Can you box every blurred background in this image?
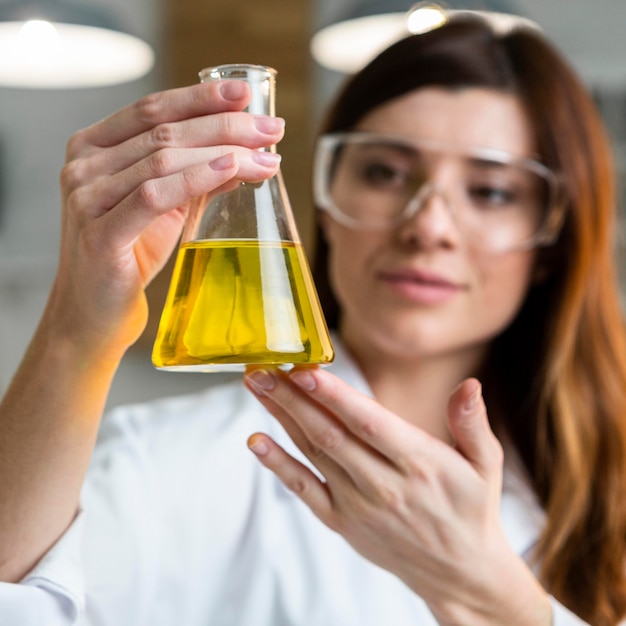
[0,0,624,407]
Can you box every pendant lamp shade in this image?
[0,0,155,88]
[311,1,530,74]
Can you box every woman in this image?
[0,11,624,626]
[305,14,626,625]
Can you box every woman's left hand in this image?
[244,366,551,626]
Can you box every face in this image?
[321,87,539,365]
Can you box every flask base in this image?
[154,360,332,373]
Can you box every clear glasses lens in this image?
[314,133,560,252]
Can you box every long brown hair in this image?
[312,15,626,625]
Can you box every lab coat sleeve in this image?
[0,382,264,626]
[0,511,85,625]
[0,392,165,626]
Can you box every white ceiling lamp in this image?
[311,1,531,75]
[0,0,155,89]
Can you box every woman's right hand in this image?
[50,79,284,363]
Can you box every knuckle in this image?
[402,454,436,484]
[301,439,326,462]
[134,92,165,125]
[65,184,92,218]
[358,415,381,440]
[181,165,201,194]
[312,425,344,453]
[60,159,85,191]
[373,480,404,514]
[136,179,162,209]
[285,476,309,497]
[149,123,178,149]
[149,149,176,178]
[215,112,235,139]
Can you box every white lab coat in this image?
[0,338,594,625]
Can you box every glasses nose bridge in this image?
[403,154,460,224]
[397,181,464,252]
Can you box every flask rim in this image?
[199,63,277,82]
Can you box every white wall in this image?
[0,0,164,396]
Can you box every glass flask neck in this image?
[199,64,276,117]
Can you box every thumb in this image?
[447,378,503,478]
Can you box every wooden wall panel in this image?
[162,0,314,235]
[140,0,315,348]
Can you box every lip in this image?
[377,267,464,304]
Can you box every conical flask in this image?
[152,64,334,372]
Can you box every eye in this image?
[468,183,517,208]
[364,162,400,182]
[358,160,413,191]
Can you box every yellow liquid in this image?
[152,239,334,371]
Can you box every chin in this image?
[353,320,442,357]
[347,314,492,364]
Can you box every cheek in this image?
[475,251,536,327]
[322,223,379,307]
[327,237,365,304]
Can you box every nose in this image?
[395,184,461,249]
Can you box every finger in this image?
[245,368,402,486]
[286,367,435,464]
[100,113,285,179]
[446,378,503,479]
[244,371,345,475]
[69,81,252,155]
[247,433,335,526]
[126,112,286,154]
[80,148,282,218]
[62,112,285,195]
[93,153,241,250]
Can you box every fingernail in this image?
[464,381,482,412]
[248,434,269,456]
[220,80,248,101]
[246,368,276,392]
[289,370,316,391]
[209,153,236,171]
[254,115,285,134]
[251,151,282,167]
